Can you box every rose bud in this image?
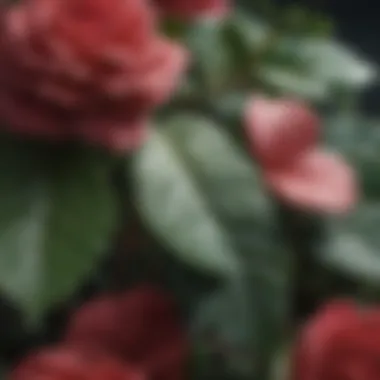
[244,96,357,214]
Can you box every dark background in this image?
[277,0,380,115]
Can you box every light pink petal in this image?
[265,149,358,214]
[244,96,320,168]
[99,39,189,104]
[138,39,190,105]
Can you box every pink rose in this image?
[244,96,357,214]
[0,0,188,150]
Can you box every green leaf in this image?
[258,65,330,100]
[279,38,377,90]
[221,12,273,90]
[280,6,332,37]
[321,115,380,282]
[186,19,231,94]
[325,114,380,200]
[192,272,289,379]
[133,113,282,277]
[273,342,292,380]
[224,11,272,56]
[322,203,380,283]
[0,139,117,321]
[192,283,256,377]
[161,18,189,40]
[133,114,290,379]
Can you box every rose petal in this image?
[293,300,358,380]
[264,149,357,214]
[137,39,189,105]
[0,91,68,138]
[301,300,358,354]
[64,294,123,351]
[77,115,148,151]
[101,38,189,103]
[64,285,188,380]
[244,96,320,168]
[11,346,145,380]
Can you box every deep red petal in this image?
[64,285,188,380]
[292,300,358,380]
[76,113,148,151]
[11,346,144,380]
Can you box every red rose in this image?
[292,300,380,380]
[0,0,188,150]
[244,96,357,214]
[65,285,188,380]
[11,347,143,380]
[152,0,230,20]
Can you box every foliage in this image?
[0,0,378,380]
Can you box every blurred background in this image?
[241,0,380,114]
[277,0,380,115]
[1,1,380,378]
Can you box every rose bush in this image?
[0,0,188,150]
[244,96,357,214]
[292,300,380,380]
[0,0,377,379]
[64,285,188,380]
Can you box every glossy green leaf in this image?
[186,19,231,94]
[192,283,256,377]
[192,271,289,379]
[273,343,292,380]
[133,113,283,277]
[279,38,377,90]
[321,115,380,282]
[0,140,117,320]
[224,11,272,57]
[258,66,330,100]
[325,114,380,200]
[134,114,290,379]
[322,203,380,283]
[280,6,332,37]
